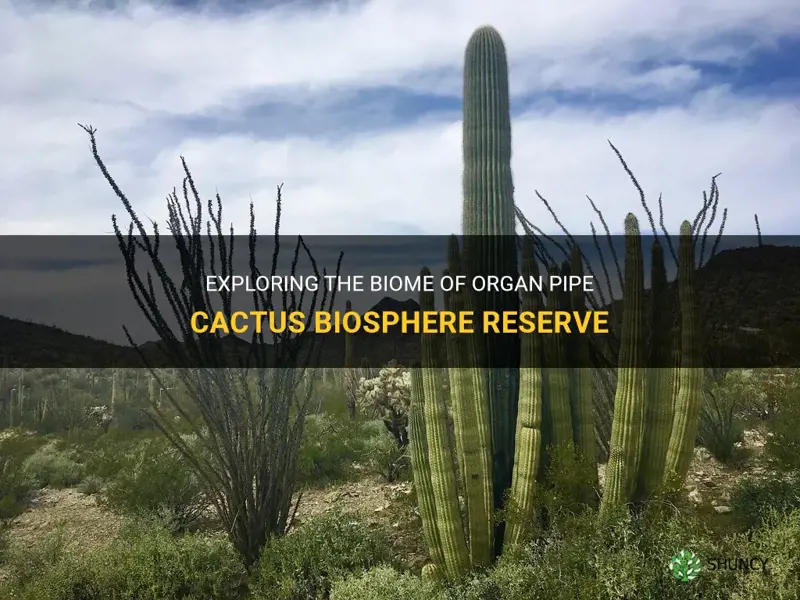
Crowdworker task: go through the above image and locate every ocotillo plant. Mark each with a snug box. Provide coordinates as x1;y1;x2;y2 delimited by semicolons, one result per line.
409;25;709;582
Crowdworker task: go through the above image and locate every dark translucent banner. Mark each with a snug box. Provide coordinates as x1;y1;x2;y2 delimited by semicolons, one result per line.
0;235;797;368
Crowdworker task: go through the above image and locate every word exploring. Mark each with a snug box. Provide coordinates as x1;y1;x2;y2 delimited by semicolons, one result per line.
190;309;610;335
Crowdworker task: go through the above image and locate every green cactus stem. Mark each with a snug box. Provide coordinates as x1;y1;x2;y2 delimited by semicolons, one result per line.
505;236;544;547
111;369;118;414
542;264;573;455
601;214;646;514
344;299;357;419
444;236;494;567
568;245;596;470
461;25;520;513
634;239;675;500
409;365;446;570
663;221;703;484
418;267;470;580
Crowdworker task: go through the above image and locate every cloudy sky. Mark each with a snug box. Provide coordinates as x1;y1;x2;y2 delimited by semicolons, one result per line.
2;0;798;240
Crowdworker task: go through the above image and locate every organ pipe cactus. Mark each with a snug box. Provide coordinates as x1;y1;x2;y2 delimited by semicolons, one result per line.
505;236;543;547
568;245;597;473
542;264;573;454
663;221;703;483
635;239;675;500
409;366;446;570
443;237;494;567
600;214;647;515
417;267;470;579
409;25;707;582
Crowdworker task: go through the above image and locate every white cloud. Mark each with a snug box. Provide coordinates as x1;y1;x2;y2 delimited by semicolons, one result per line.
0;0;798;243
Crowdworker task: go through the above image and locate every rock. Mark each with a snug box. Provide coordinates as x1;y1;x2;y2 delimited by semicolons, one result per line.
702;478;716;487
688;489;702;504
714;505;732;514
743;430;765;448
694;448;712;462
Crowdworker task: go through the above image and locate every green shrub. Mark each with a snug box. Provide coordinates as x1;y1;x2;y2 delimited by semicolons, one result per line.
77;474;103;495
4;524;247;600
698;378;745;464
22;443;85;488
310;379;351;417
486;507;732;600
0;433;41;521
331;566;435;600
764;388;800;471
728;509;800;600
101;436;206;533
540;441;598;520
363;426;409;483
297;414;370;486
3;524;67;588
251;511;392;600
82;428;160;479
730;472;800;530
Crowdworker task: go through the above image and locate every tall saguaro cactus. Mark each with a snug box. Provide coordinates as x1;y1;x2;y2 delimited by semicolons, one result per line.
461;24;520;515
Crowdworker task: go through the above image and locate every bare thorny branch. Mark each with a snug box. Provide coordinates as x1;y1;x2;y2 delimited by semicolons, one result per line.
515;142;733;453
79;123;343;565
